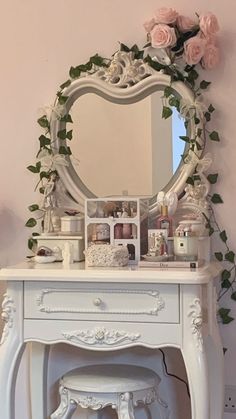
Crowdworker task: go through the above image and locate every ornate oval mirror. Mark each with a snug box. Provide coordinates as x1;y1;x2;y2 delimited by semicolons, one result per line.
51;51;204;210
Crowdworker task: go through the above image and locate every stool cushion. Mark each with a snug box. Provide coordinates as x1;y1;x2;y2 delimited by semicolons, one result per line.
61;364;160;393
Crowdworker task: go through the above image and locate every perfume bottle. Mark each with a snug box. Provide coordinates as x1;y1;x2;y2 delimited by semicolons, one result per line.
157;205;173;237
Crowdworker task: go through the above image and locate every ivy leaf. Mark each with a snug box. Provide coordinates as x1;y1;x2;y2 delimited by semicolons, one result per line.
208;227;215;236
231;292;236;301
37;115;49;129
61;114;73;123
223;347;228;354
28;204;39;212
204;111;211;122
179;135;190;143
168;97;179;109
208;104;215;113
120;43;130;52
58;95;68;105
57;129;67;140
200;80;211;90
60;79;71;90
211;193;223;204
39;187;45;194
222;279;232;289
28;237;37;250
209;131;220;142
207;173;218;184
59;146;71;155
163;86;173;98
32;232;40;237
218;308;234;324
186;177;194;185
69;66;81;79
197;128;202;137
27;163;41;173
187;68;199;81
221;269;231;281
194;116;200;124
215;252;223;261
195;141;202;151
40;171;50;180
225;251;235;263
25;218;37;228
39;135;51;147
66;130;73;140
90;53;108;67
220;230;227;242
162;106;173;119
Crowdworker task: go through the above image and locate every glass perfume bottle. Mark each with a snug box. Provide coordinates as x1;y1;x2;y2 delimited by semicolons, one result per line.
156;205;173;237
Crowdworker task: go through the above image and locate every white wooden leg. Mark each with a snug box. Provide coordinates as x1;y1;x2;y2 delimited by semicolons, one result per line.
181;285;210;419
51;386;77;418
205;283;224;419
0;282;25;419
117;392;135;419
29;342;50;419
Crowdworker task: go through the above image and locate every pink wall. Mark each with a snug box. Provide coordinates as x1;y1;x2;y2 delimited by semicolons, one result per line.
0;0;235;417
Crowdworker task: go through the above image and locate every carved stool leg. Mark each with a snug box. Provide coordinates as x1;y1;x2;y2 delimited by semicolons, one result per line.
50;386;77;419
117;392;135;419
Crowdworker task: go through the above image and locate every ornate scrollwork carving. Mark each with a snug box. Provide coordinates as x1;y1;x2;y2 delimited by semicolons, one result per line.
95;51;153;87
188;298;203;352
0;294;16;346
62;327;141;346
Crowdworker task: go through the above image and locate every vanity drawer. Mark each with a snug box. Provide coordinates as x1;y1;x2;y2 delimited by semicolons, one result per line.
24;281;179;323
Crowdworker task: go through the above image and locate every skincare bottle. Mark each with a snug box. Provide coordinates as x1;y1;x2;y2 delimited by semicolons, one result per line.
156;205;173;237
114;223;123;239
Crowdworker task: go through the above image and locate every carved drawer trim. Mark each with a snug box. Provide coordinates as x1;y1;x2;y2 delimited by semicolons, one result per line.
36;287;165;316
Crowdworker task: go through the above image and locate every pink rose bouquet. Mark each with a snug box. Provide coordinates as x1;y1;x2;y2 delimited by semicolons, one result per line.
184;36;206;65
154;7;178;24
143;7;220;70
151;24;177;48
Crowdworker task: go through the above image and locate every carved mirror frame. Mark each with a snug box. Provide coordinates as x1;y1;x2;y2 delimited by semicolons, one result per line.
51;51;207;217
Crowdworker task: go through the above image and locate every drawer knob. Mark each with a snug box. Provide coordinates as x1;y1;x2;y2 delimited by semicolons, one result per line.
93;298;102;306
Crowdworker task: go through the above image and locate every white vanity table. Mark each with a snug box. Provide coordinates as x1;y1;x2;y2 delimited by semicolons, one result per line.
0;261;224;419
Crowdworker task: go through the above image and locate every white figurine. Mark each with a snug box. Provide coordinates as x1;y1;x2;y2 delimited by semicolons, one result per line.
42;174;58;234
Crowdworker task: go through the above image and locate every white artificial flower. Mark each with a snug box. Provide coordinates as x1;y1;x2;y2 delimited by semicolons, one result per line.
38;149;69;170
39;104;66;122
179;97;207;121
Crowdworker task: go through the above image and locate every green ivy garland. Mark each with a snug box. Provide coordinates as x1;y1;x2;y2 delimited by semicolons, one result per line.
26;42;235;325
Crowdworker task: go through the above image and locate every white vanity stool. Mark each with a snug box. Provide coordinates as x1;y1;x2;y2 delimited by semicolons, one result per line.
51;364;162;419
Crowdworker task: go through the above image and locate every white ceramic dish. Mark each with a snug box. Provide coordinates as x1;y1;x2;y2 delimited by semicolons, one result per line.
34;255;56;264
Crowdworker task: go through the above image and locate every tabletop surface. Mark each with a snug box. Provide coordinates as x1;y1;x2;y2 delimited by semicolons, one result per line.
0;260;221;284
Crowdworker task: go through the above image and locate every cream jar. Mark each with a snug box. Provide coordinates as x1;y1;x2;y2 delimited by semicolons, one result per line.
60;215;84;235
174;227;198;260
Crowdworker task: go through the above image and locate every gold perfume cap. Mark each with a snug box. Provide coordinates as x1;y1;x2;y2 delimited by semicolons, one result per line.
161;205;168;216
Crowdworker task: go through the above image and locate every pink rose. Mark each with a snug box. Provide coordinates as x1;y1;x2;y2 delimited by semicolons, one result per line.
201;43;220;69
155;7;178;24
176;15;197;32
151;24;177;48
143;17;156;33
199;12;220;37
184;36;206;65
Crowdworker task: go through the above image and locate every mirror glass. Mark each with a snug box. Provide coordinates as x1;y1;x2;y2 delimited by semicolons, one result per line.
69;91;186;197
